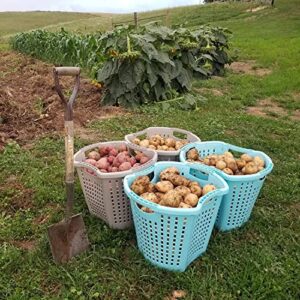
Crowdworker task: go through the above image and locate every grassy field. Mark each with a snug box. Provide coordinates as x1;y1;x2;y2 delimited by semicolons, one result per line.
0;1;256;47
1;0;300;299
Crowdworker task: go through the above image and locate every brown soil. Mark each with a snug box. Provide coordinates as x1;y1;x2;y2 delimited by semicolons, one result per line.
228;60;271;76
246;6;268;13
0;176;34;213
291;110;300;121
0;51;125;149
194;87;224;97
11;240;36;251
247;99;300;121
246;98;289;119
33;203;62;225
292;92;300;100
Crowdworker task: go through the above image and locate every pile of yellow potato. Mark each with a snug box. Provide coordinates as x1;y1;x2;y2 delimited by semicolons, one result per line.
186;149;265;175
132;134;188;151
131;167;216;213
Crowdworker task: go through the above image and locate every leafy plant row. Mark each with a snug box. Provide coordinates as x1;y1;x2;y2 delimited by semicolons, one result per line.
98;24;232;106
11;29;104;78
11;24;232;107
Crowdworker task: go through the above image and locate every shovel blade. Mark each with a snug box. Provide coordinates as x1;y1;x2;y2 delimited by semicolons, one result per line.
47;214;89;264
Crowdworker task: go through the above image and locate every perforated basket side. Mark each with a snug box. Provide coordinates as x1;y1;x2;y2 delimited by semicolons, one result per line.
187;195;222;265
100;177;132;230
130;200;196;272
76;168;108;222
215;178;265;230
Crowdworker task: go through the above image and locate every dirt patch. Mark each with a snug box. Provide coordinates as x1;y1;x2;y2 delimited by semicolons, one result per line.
0;51;125;149
0;177;34;213
33;214;50;225
194;87;224;97
292;92;300;100
228;60;271;76
246;6;268;13
291;110;300;121
11;240;36;251
246;98;288;119
33;203;62;225
225;129;236;137
288;202;300;219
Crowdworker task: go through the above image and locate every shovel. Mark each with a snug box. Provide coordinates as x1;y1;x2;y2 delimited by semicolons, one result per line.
48;67;89;264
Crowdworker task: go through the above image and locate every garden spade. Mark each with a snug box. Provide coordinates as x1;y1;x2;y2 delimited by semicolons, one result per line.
48;67;89;264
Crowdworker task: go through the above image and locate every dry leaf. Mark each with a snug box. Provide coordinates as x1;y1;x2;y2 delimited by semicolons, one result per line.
172;290;187;298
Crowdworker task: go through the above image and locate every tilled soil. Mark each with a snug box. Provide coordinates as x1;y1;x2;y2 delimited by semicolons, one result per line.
0;51;124;149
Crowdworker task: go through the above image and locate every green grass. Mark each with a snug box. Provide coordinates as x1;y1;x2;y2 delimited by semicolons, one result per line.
1;0;300;299
0;11;97;36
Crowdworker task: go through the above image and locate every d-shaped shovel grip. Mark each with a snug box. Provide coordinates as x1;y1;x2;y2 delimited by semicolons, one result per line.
53;67;80;121
53;67;80;219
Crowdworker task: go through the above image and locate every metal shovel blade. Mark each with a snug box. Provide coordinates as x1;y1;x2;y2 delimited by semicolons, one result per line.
47;213;89;264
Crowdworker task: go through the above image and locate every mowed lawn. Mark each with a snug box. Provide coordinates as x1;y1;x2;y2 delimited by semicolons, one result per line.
0;0;300;299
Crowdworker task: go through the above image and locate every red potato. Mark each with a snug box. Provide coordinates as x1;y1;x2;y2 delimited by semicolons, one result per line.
85;158;97;166
109;148;118;157
96;157;109;170
99;147;109;157
140;156;149;164
129;157;137;166
100;169;108;173
133;163;141;168
87;151;100;161
107;156;115;164
117;152;127;164
112;157;120;167
111;167;119;172
107;166;113;172
118;144;127;152
119;162;132;171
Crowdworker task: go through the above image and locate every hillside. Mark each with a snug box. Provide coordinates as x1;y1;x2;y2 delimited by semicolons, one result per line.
0;1;268;45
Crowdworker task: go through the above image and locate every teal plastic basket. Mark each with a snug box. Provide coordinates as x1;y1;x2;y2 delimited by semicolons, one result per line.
179;141;273;231
123;162;228;272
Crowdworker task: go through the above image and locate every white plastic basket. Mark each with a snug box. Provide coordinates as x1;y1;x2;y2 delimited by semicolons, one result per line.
125;127;200;161
74;141;158;230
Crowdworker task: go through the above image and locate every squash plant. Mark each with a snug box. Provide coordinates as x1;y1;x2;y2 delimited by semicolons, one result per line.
97;23;231;106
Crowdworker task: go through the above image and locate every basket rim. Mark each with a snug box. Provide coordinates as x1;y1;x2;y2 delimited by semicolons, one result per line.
125;127;201;156
179;141;274;181
74;140;158;179
123;161;228;216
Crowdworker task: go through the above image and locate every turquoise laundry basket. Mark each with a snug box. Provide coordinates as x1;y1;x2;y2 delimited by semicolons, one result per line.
123;161;228;272
179;141;273;231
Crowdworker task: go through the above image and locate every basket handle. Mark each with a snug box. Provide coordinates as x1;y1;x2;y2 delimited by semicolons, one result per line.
74;160;102;177
126;128;147;139
171;127;200;142
123;166;159;211
187;162;229;195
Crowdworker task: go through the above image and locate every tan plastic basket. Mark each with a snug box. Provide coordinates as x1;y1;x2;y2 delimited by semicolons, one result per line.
74;141;157;230
125;127;200;161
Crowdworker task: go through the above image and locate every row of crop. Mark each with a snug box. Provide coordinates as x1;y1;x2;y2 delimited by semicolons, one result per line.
11;29;104;78
11;24;232;106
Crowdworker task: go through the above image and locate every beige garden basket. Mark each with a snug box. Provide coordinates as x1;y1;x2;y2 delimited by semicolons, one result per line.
125;127;201;161
74;141;157;230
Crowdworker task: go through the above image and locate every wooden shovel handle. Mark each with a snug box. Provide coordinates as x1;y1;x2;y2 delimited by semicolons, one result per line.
53;67;80;121
53;67;80;219
54;67;80;76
